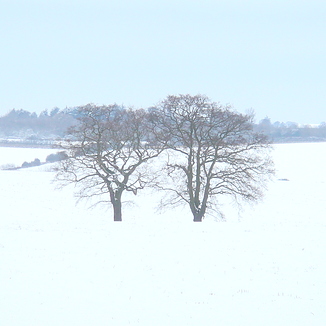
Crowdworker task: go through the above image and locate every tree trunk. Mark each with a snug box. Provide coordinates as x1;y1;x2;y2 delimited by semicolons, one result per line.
193;214;203;222
192;210;204;222
113;200;122;221
109;188;122;222
190;200;205;222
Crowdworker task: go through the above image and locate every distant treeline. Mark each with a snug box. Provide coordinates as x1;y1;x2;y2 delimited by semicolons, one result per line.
0;107;325;144
255;117;326;143
0;108;77;139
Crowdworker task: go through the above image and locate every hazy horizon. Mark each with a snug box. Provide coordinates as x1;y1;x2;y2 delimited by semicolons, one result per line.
1;0;325;124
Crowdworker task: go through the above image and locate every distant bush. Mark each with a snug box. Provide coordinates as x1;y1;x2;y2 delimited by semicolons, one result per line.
46;151;68;163
0;163;18;170
21;158;41;168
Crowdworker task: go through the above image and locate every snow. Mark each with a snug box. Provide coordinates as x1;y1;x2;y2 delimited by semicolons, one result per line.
1;143;326;325
0;147;55;168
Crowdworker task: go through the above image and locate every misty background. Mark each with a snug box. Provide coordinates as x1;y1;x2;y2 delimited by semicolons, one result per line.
1;0;325;124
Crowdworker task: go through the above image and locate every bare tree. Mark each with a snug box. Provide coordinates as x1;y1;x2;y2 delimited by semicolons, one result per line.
152;94;274;222
55;104;166;221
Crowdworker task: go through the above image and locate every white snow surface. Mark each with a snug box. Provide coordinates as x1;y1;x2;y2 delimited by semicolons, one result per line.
0;147;55;167
1;143;326;325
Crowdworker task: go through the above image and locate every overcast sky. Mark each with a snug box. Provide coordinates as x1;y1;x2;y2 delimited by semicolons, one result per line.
1;0;325;124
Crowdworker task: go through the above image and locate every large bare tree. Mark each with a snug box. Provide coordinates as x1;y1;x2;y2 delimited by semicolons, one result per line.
152;94;274;222
55;104;166;221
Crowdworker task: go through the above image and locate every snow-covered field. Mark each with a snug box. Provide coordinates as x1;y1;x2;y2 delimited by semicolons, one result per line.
1;143;326;325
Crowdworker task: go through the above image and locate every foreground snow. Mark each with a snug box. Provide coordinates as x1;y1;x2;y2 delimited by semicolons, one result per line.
0;143;326;325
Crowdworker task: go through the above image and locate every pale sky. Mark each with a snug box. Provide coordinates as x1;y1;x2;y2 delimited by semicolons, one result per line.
1;0;325;124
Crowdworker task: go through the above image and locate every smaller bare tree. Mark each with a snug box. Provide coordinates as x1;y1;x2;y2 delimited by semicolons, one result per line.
55;104;166;221
152;94;274;222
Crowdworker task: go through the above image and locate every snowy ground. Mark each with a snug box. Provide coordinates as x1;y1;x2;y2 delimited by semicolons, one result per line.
0;147;55;169
1;143;326;325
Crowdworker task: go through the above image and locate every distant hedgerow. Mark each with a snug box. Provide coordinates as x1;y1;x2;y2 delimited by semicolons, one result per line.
22;158;41;168
46;151;68;163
